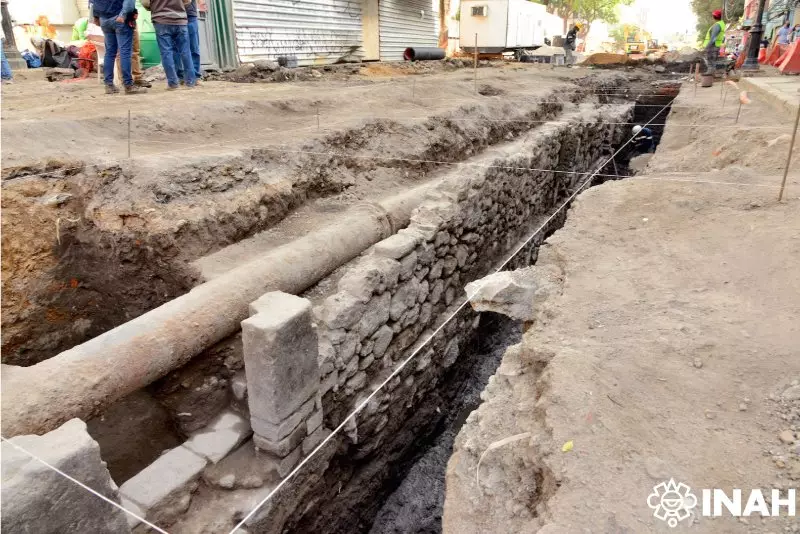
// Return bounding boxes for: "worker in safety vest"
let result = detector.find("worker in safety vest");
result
[701,9,726,75]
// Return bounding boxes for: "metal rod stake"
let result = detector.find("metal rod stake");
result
[778,103,800,202]
[735,101,743,124]
[474,33,478,94]
[127,109,131,159]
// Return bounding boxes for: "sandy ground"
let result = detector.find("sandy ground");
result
[444,84,800,533]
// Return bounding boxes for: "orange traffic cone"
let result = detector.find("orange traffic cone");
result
[778,41,800,74]
[759,47,769,63]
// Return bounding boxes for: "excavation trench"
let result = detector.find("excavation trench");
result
[1,75,677,533]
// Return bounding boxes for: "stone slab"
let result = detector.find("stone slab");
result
[1,418,131,534]
[119,445,207,512]
[183,410,252,463]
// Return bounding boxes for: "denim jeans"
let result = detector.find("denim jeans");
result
[100,16,134,86]
[175,17,201,80]
[1,47,13,80]
[154,23,195,87]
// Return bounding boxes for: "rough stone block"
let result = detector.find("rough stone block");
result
[417,280,430,303]
[259,445,302,478]
[443,256,458,276]
[338,257,402,302]
[373,233,418,259]
[120,445,207,515]
[250,397,315,443]
[372,325,394,357]
[320,370,338,395]
[306,410,323,434]
[429,260,444,280]
[356,291,391,338]
[302,427,330,455]
[253,418,306,457]
[319,292,365,329]
[399,251,418,281]
[183,410,252,464]
[464,267,558,322]
[1,419,131,534]
[429,280,444,304]
[242,292,320,425]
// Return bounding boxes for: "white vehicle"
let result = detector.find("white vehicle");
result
[459,0,565,55]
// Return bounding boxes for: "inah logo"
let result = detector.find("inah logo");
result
[647,479,698,528]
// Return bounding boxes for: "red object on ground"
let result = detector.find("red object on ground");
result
[778,41,800,74]
[77,42,97,74]
[758,47,768,63]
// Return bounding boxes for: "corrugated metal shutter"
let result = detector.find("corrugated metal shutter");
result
[232,0,363,66]
[379,0,439,61]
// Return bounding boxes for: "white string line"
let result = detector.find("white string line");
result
[0,436,171,534]
[227,90,678,534]
[3,81,768,181]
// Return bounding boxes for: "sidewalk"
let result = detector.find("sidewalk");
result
[740,76,800,115]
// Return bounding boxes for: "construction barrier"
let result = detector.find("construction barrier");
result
[767,44,789,66]
[778,41,800,74]
[759,47,769,64]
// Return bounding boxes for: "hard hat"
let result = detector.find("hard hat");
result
[575,22,584,30]
[633,125,643,135]
[712,9,722,19]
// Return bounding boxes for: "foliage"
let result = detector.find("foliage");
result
[535,0,634,34]
[691,0,744,36]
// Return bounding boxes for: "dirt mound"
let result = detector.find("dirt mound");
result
[582,52,630,66]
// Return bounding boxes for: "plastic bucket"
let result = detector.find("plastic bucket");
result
[701,74,713,87]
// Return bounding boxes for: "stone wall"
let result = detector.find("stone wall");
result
[311,105,633,442]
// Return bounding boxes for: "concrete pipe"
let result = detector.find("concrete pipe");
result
[1,183,437,437]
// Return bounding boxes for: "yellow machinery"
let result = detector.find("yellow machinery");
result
[624,28,648,55]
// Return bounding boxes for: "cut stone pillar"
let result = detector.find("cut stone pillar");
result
[1,418,131,533]
[242,292,322,476]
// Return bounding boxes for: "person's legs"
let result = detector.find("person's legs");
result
[100,17,119,86]
[1,48,13,81]
[173,34,184,82]
[115,20,134,86]
[174,25,196,86]
[563,46,573,66]
[131,28,142,81]
[187,17,201,78]
[154,23,180,87]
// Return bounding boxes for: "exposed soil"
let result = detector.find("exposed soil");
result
[444,83,800,533]
[1,65,639,366]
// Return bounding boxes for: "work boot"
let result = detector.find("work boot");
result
[134,79,152,88]
[124,84,148,95]
[105,84,120,94]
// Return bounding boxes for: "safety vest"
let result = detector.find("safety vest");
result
[702,20,727,48]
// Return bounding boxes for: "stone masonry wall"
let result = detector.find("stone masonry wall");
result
[311,104,633,449]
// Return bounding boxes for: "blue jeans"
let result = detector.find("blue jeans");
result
[1,47,12,80]
[154,23,195,87]
[175,17,201,80]
[100,16,134,86]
